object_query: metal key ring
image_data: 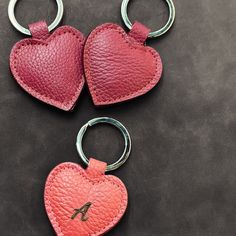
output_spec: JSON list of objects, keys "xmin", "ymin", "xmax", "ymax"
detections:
[
  {"xmin": 76, "ymin": 117, "xmax": 132, "ymax": 172},
  {"xmin": 8, "ymin": 0, "xmax": 64, "ymax": 35},
  {"xmin": 121, "ymin": 0, "xmax": 175, "ymax": 38}
]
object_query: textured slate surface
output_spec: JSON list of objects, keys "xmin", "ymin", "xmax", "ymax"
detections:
[{"xmin": 0, "ymin": 0, "xmax": 235, "ymax": 235}]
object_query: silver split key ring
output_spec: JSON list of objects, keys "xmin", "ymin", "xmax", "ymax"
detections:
[
  {"xmin": 121, "ymin": 0, "xmax": 176, "ymax": 38},
  {"xmin": 8, "ymin": 0, "xmax": 64, "ymax": 35},
  {"xmin": 76, "ymin": 117, "xmax": 132, "ymax": 172}
]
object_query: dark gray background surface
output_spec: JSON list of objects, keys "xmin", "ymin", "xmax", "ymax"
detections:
[{"xmin": 0, "ymin": 0, "xmax": 235, "ymax": 235}]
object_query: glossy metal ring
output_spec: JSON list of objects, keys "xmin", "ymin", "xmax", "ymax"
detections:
[
  {"xmin": 8, "ymin": 0, "xmax": 64, "ymax": 35},
  {"xmin": 121, "ymin": 0, "xmax": 175, "ymax": 38},
  {"xmin": 76, "ymin": 117, "xmax": 132, "ymax": 172}
]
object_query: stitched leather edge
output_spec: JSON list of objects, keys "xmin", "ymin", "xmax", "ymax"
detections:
[
  {"xmin": 10, "ymin": 26, "xmax": 85, "ymax": 111},
  {"xmin": 44, "ymin": 162, "xmax": 128, "ymax": 236},
  {"xmin": 84, "ymin": 23, "xmax": 163, "ymax": 106}
]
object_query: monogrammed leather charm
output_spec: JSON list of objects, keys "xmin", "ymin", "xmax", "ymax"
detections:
[
  {"xmin": 84, "ymin": 22, "xmax": 163, "ymax": 106},
  {"xmin": 45, "ymin": 117, "xmax": 131, "ymax": 235},
  {"xmin": 10, "ymin": 21, "xmax": 85, "ymax": 111},
  {"xmin": 45, "ymin": 160, "xmax": 128, "ymax": 236}
]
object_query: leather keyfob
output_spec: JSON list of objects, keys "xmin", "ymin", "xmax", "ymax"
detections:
[
  {"xmin": 84, "ymin": 21, "xmax": 163, "ymax": 106},
  {"xmin": 10, "ymin": 21, "xmax": 85, "ymax": 111},
  {"xmin": 45, "ymin": 159, "xmax": 128, "ymax": 236}
]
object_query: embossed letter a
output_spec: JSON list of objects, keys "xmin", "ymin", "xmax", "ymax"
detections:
[{"xmin": 71, "ymin": 202, "xmax": 92, "ymax": 221}]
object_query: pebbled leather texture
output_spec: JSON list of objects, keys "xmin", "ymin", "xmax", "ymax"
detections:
[
  {"xmin": 84, "ymin": 21, "xmax": 163, "ymax": 106},
  {"xmin": 45, "ymin": 159, "xmax": 128, "ymax": 236},
  {"xmin": 10, "ymin": 21, "xmax": 85, "ymax": 111}
]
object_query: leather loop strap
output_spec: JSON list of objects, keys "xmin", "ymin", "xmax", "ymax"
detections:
[
  {"xmin": 128, "ymin": 21, "xmax": 150, "ymax": 44},
  {"xmin": 29, "ymin": 21, "xmax": 50, "ymax": 39},
  {"xmin": 87, "ymin": 158, "xmax": 107, "ymax": 177}
]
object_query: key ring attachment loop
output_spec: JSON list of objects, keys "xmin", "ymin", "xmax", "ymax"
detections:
[
  {"xmin": 76, "ymin": 117, "xmax": 132, "ymax": 172},
  {"xmin": 121, "ymin": 0, "xmax": 175, "ymax": 38},
  {"xmin": 8, "ymin": 0, "xmax": 64, "ymax": 35}
]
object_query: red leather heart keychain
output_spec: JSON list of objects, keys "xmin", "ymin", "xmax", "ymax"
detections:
[
  {"xmin": 8, "ymin": 0, "xmax": 85, "ymax": 111},
  {"xmin": 45, "ymin": 117, "xmax": 131, "ymax": 235},
  {"xmin": 84, "ymin": 0, "xmax": 175, "ymax": 106}
]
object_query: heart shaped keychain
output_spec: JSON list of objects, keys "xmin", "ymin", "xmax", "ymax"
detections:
[
  {"xmin": 45, "ymin": 117, "xmax": 131, "ymax": 235},
  {"xmin": 8, "ymin": 0, "xmax": 85, "ymax": 111},
  {"xmin": 84, "ymin": 0, "xmax": 175, "ymax": 106}
]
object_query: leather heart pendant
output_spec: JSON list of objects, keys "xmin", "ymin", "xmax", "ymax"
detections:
[
  {"xmin": 45, "ymin": 159, "xmax": 128, "ymax": 236},
  {"xmin": 10, "ymin": 21, "xmax": 85, "ymax": 111},
  {"xmin": 84, "ymin": 22, "xmax": 163, "ymax": 106}
]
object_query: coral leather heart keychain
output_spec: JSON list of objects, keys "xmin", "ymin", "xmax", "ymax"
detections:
[
  {"xmin": 45, "ymin": 117, "xmax": 131, "ymax": 235},
  {"xmin": 8, "ymin": 0, "xmax": 85, "ymax": 111},
  {"xmin": 84, "ymin": 0, "xmax": 175, "ymax": 106}
]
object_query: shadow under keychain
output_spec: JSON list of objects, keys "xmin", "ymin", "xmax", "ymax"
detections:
[
  {"xmin": 84, "ymin": 0, "xmax": 175, "ymax": 106},
  {"xmin": 8, "ymin": 0, "xmax": 85, "ymax": 111},
  {"xmin": 44, "ymin": 117, "xmax": 131, "ymax": 235}
]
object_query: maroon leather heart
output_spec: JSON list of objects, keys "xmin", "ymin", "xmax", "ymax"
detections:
[
  {"xmin": 10, "ymin": 21, "xmax": 85, "ymax": 111},
  {"xmin": 84, "ymin": 22, "xmax": 163, "ymax": 106}
]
